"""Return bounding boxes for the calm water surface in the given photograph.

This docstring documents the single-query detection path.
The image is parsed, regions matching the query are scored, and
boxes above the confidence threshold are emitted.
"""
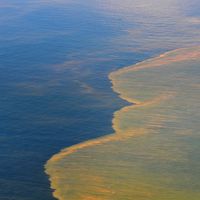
[0,0,200,199]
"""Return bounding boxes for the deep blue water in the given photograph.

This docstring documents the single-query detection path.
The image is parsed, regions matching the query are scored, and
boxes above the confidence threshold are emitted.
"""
[0,1,200,199]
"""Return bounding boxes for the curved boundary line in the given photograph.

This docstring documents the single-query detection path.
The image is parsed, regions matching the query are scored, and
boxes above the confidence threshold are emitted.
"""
[45,45,200,200]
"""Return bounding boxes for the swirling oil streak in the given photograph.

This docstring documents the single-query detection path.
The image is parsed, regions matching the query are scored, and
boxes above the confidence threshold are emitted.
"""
[45,46,200,200]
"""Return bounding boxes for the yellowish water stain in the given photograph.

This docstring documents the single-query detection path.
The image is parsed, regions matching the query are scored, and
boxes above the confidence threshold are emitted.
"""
[45,46,200,200]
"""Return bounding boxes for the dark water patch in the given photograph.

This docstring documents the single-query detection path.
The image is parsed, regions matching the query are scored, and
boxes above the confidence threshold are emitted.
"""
[1,1,200,200]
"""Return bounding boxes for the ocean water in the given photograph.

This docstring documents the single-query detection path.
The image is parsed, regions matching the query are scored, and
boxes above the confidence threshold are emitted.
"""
[0,1,200,200]
[46,47,200,200]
